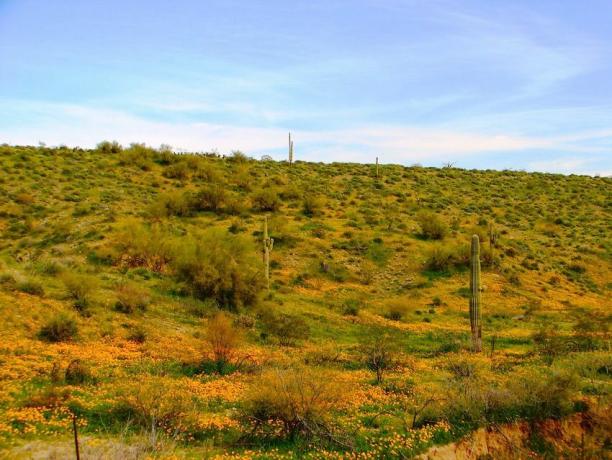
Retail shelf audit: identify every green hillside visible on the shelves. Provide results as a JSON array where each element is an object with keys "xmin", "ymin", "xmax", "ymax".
[{"xmin": 0, "ymin": 143, "xmax": 610, "ymax": 459}]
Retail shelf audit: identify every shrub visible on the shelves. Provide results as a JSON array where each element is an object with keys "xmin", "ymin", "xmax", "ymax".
[
  {"xmin": 65, "ymin": 359, "xmax": 92, "ymax": 384},
  {"xmin": 113, "ymin": 220, "xmax": 174, "ymax": 272},
  {"xmin": 16, "ymin": 277, "xmax": 45, "ymax": 297},
  {"xmin": 205, "ymin": 312, "xmax": 243, "ymax": 373},
  {"xmin": 127, "ymin": 324, "xmax": 147, "ymax": 343},
  {"xmin": 191, "ymin": 184, "xmax": 227, "ymax": 213},
  {"xmin": 149, "ymin": 191, "xmax": 192, "ymax": 217},
  {"xmin": 115, "ymin": 282, "xmax": 151, "ymax": 313},
  {"xmin": 424, "ymin": 244, "xmax": 469, "ymax": 272},
  {"xmin": 61, "ymin": 272, "xmax": 98, "ymax": 311},
  {"xmin": 252, "ymin": 188, "xmax": 281, "ymax": 212},
  {"xmin": 302, "ymin": 193, "xmax": 326, "ymax": 217},
  {"xmin": 416, "ymin": 211, "xmax": 448, "ymax": 240},
  {"xmin": 359, "ymin": 334, "xmax": 399, "ymax": 383},
  {"xmin": 162, "ymin": 161, "xmax": 190, "ymax": 180},
  {"xmin": 383, "ymin": 301, "xmax": 409, "ymax": 321},
  {"xmin": 172, "ymin": 229, "xmax": 263, "ymax": 309},
  {"xmin": 96, "ymin": 140, "xmax": 122, "ymax": 154},
  {"xmin": 119, "ymin": 376, "xmax": 195, "ymax": 431},
  {"xmin": 39, "ymin": 312, "xmax": 78, "ymax": 342},
  {"xmin": 244, "ymin": 366, "xmax": 343, "ymax": 440},
  {"xmin": 118, "ymin": 143, "xmax": 157, "ymax": 170},
  {"xmin": 260, "ymin": 311, "xmax": 310, "ymax": 346}
]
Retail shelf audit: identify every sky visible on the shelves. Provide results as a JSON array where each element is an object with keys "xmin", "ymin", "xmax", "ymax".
[{"xmin": 1, "ymin": 0, "xmax": 611, "ymax": 175}]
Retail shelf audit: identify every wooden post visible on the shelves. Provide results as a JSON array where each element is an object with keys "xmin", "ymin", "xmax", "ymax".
[{"xmin": 73, "ymin": 414, "xmax": 80, "ymax": 460}]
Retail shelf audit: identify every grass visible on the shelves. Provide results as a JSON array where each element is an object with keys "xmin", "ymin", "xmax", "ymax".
[{"xmin": 0, "ymin": 143, "xmax": 610, "ymax": 458}]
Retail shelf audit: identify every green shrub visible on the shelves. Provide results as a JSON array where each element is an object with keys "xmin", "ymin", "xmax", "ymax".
[
  {"xmin": 417, "ymin": 211, "xmax": 448, "ymax": 240},
  {"xmin": 16, "ymin": 277, "xmax": 45, "ymax": 297},
  {"xmin": 252, "ymin": 188, "xmax": 281, "ymax": 212},
  {"xmin": 302, "ymin": 193, "xmax": 325, "ymax": 217},
  {"xmin": 172, "ymin": 229, "xmax": 263, "ymax": 309},
  {"xmin": 115, "ymin": 282, "xmax": 151, "ymax": 313},
  {"xmin": 162, "ymin": 161, "xmax": 190, "ymax": 180},
  {"xmin": 61, "ymin": 272, "xmax": 98, "ymax": 311},
  {"xmin": 39, "ymin": 312, "xmax": 78, "ymax": 342},
  {"xmin": 260, "ymin": 311, "xmax": 310, "ymax": 346},
  {"xmin": 96, "ymin": 140, "xmax": 122, "ymax": 154},
  {"xmin": 191, "ymin": 184, "xmax": 227, "ymax": 213}
]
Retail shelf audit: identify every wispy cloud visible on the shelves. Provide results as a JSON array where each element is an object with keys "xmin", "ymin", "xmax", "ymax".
[{"xmin": 1, "ymin": 100, "xmax": 610, "ymax": 175}]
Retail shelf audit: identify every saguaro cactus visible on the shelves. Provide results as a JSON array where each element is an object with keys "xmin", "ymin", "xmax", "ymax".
[
  {"xmin": 263, "ymin": 216, "xmax": 274, "ymax": 289},
  {"xmin": 375, "ymin": 157, "xmax": 379, "ymax": 178},
  {"xmin": 470, "ymin": 235, "xmax": 483, "ymax": 352},
  {"xmin": 288, "ymin": 132, "xmax": 294, "ymax": 166}
]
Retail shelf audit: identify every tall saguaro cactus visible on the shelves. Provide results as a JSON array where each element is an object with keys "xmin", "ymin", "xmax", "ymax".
[
  {"xmin": 288, "ymin": 132, "xmax": 294, "ymax": 166},
  {"xmin": 470, "ymin": 235, "xmax": 483, "ymax": 352},
  {"xmin": 375, "ymin": 157, "xmax": 379, "ymax": 178},
  {"xmin": 263, "ymin": 216, "xmax": 274, "ymax": 290}
]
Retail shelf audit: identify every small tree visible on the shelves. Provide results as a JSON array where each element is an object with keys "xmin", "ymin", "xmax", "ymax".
[{"xmin": 359, "ymin": 333, "xmax": 398, "ymax": 384}]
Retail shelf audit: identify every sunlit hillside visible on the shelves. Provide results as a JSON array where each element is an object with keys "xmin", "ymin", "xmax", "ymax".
[{"xmin": 0, "ymin": 143, "xmax": 610, "ymax": 459}]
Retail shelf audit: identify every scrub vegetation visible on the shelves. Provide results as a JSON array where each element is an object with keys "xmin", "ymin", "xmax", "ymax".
[{"xmin": 0, "ymin": 143, "xmax": 610, "ymax": 458}]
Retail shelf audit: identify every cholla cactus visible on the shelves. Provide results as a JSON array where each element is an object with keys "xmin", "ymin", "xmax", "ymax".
[
  {"xmin": 470, "ymin": 235, "xmax": 483, "ymax": 352},
  {"xmin": 288, "ymin": 132, "xmax": 294, "ymax": 166},
  {"xmin": 263, "ymin": 216, "xmax": 274, "ymax": 289}
]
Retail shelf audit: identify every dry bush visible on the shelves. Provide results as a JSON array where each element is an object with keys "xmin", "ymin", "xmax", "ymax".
[
  {"xmin": 119, "ymin": 376, "xmax": 195, "ymax": 432},
  {"xmin": 65, "ymin": 359, "xmax": 92, "ymax": 384},
  {"xmin": 245, "ymin": 366, "xmax": 344, "ymax": 441},
  {"xmin": 206, "ymin": 312, "xmax": 244, "ymax": 373},
  {"xmin": 359, "ymin": 333, "xmax": 399, "ymax": 383}
]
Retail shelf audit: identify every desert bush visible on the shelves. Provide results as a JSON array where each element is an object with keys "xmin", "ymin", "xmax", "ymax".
[
  {"xmin": 302, "ymin": 193, "xmax": 326, "ymax": 217},
  {"xmin": 149, "ymin": 191, "xmax": 192, "ymax": 218},
  {"xmin": 251, "ymin": 188, "xmax": 281, "ymax": 212},
  {"xmin": 113, "ymin": 220, "xmax": 174, "ymax": 272},
  {"xmin": 115, "ymin": 282, "xmax": 151, "ymax": 313},
  {"xmin": 96, "ymin": 140, "xmax": 122, "ymax": 154},
  {"xmin": 61, "ymin": 272, "xmax": 98, "ymax": 311},
  {"xmin": 424, "ymin": 244, "xmax": 469, "ymax": 272},
  {"xmin": 383, "ymin": 301, "xmax": 409, "ymax": 321},
  {"xmin": 65, "ymin": 359, "xmax": 92, "ymax": 384},
  {"xmin": 191, "ymin": 184, "xmax": 227, "ymax": 213},
  {"xmin": 359, "ymin": 333, "xmax": 399, "ymax": 383},
  {"xmin": 172, "ymin": 229, "xmax": 263, "ymax": 309},
  {"xmin": 127, "ymin": 324, "xmax": 148, "ymax": 343},
  {"xmin": 119, "ymin": 376, "xmax": 195, "ymax": 432},
  {"xmin": 260, "ymin": 311, "xmax": 310, "ymax": 346},
  {"xmin": 39, "ymin": 312, "xmax": 78, "ymax": 342},
  {"xmin": 118, "ymin": 143, "xmax": 157, "ymax": 170},
  {"xmin": 16, "ymin": 277, "xmax": 45, "ymax": 297},
  {"xmin": 162, "ymin": 161, "xmax": 190, "ymax": 180},
  {"xmin": 205, "ymin": 311, "xmax": 244, "ymax": 373},
  {"xmin": 244, "ymin": 366, "xmax": 343, "ymax": 440},
  {"xmin": 416, "ymin": 211, "xmax": 448, "ymax": 240}
]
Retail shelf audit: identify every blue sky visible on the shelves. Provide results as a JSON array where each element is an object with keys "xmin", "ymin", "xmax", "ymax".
[{"xmin": 1, "ymin": 0, "xmax": 611, "ymax": 174}]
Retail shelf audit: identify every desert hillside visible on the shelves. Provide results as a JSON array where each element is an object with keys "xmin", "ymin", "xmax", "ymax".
[{"xmin": 0, "ymin": 143, "xmax": 610, "ymax": 459}]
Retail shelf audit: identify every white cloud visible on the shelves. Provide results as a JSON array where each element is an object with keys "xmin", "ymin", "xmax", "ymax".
[{"xmin": 0, "ymin": 100, "xmax": 610, "ymax": 175}]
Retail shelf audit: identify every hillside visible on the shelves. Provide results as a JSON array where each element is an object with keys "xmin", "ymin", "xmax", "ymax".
[{"xmin": 0, "ymin": 143, "xmax": 610, "ymax": 459}]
